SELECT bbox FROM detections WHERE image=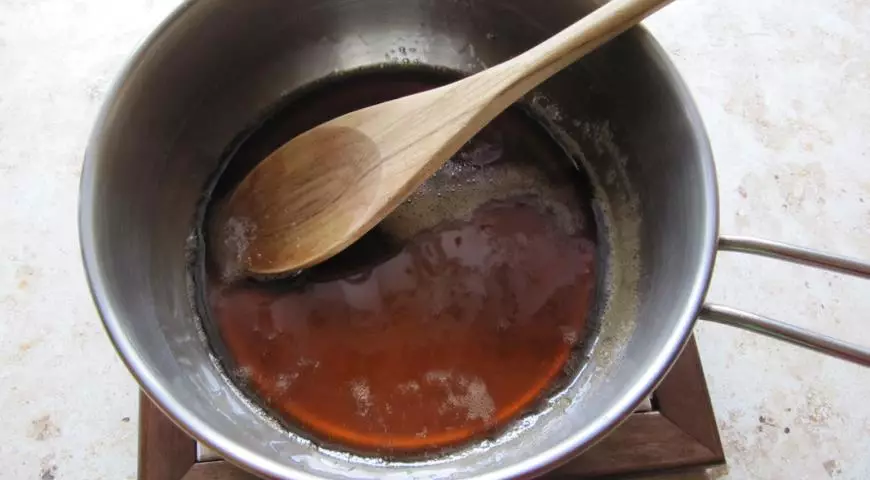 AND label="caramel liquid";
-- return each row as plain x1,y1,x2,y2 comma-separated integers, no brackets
202,67,599,455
